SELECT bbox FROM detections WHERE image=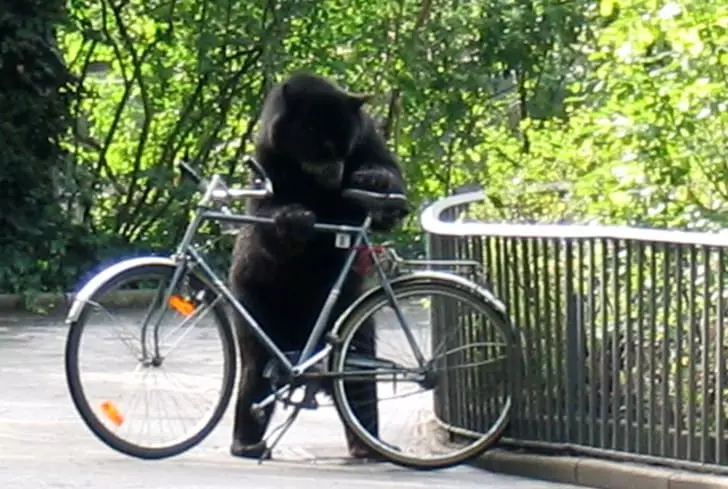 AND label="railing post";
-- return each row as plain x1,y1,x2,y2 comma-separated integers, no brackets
564,239,580,443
